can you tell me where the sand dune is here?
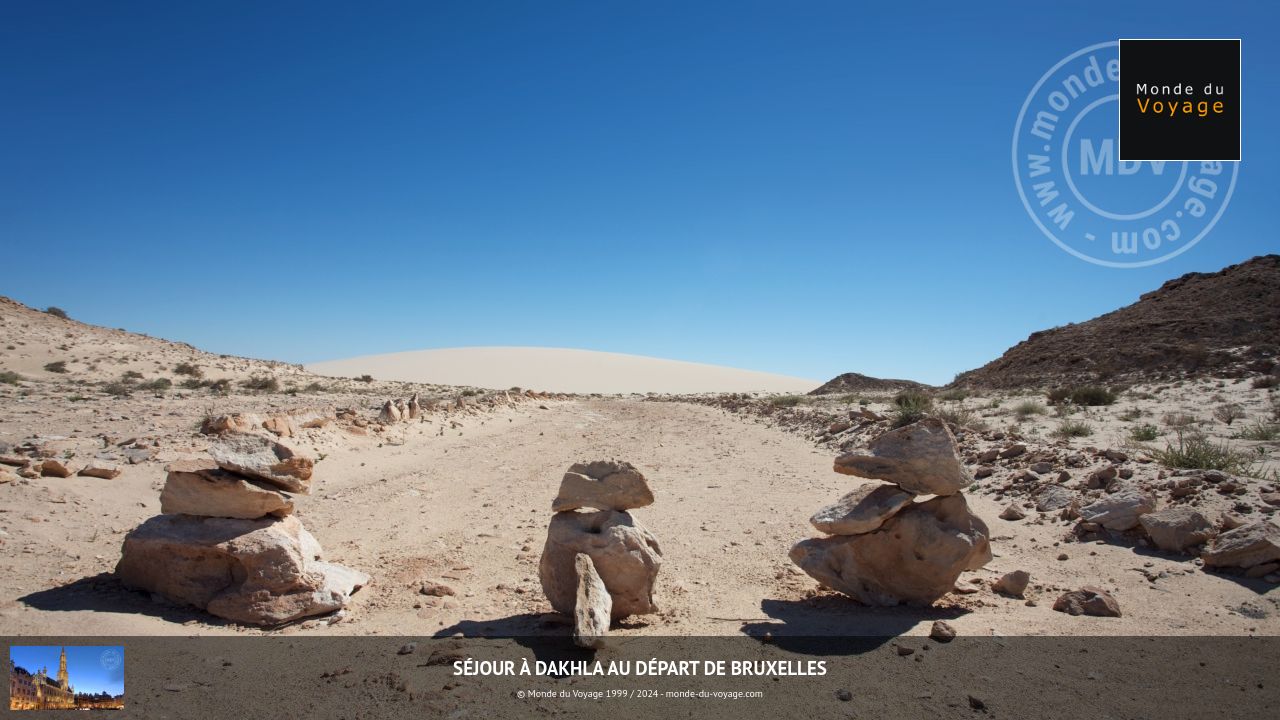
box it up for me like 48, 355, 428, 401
306, 347, 819, 394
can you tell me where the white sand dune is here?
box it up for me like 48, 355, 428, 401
306, 347, 820, 394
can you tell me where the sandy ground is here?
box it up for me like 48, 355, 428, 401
2, 398, 1275, 639
306, 347, 820, 394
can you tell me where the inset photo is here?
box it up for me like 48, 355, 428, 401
8, 646, 124, 711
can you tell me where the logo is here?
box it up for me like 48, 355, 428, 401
1012, 41, 1238, 268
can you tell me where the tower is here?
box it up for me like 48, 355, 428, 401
57, 647, 68, 690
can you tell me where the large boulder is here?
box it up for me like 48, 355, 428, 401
1078, 488, 1155, 531
539, 510, 662, 619
572, 553, 611, 649
789, 494, 992, 606
832, 418, 969, 496
1139, 507, 1215, 553
208, 433, 313, 494
159, 459, 294, 519
1202, 521, 1280, 570
809, 483, 913, 535
115, 514, 366, 625
552, 460, 654, 513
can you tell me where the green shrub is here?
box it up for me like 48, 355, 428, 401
769, 395, 805, 408
44, 360, 68, 374
44, 306, 68, 319
1212, 403, 1246, 426
937, 404, 987, 431
892, 390, 933, 427
241, 375, 279, 392
303, 381, 327, 393
1046, 387, 1071, 405
1163, 412, 1197, 429
1118, 407, 1144, 421
0, 370, 21, 385
102, 381, 131, 397
174, 362, 203, 378
1149, 431, 1257, 474
141, 377, 172, 392
936, 388, 970, 402
1129, 423, 1160, 442
1013, 400, 1047, 419
1252, 375, 1279, 390
1236, 420, 1280, 442
1052, 419, 1094, 438
1070, 386, 1116, 406
122, 370, 144, 380
358, 374, 374, 383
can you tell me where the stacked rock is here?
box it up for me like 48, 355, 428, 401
790, 417, 992, 606
538, 460, 662, 648
115, 432, 369, 626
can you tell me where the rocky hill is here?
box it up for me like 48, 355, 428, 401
808, 372, 929, 396
952, 254, 1280, 389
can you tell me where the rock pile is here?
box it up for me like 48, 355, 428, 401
538, 460, 662, 648
380, 394, 424, 424
116, 432, 368, 626
790, 418, 992, 606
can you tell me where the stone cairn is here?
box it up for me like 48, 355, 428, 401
379, 393, 423, 424
790, 417, 992, 606
115, 432, 369, 626
538, 460, 662, 648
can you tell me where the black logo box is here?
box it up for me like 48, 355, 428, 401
1119, 38, 1241, 161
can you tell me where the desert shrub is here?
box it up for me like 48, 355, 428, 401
102, 381, 131, 397
1149, 431, 1257, 474
304, 381, 327, 393
1070, 386, 1116, 406
1129, 423, 1160, 442
1251, 375, 1279, 390
937, 404, 987, 431
1013, 400, 1046, 419
44, 306, 68, 319
141, 377, 172, 392
358, 374, 374, 383
1118, 407, 1144, 421
208, 378, 232, 394
0, 370, 21, 385
1236, 420, 1280, 442
180, 378, 205, 389
1046, 387, 1072, 405
769, 395, 805, 408
174, 362, 203, 378
986, 398, 1002, 409
122, 370, 144, 380
461, 389, 480, 397
1212, 403, 1246, 426
241, 375, 279, 392
936, 388, 970, 402
892, 389, 933, 427
44, 360, 68, 373
1052, 419, 1093, 438
1163, 412, 1197, 429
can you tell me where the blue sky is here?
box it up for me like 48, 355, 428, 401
1, 1, 1275, 384
9, 646, 125, 695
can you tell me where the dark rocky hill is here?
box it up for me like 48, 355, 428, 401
951, 254, 1280, 389
809, 372, 929, 396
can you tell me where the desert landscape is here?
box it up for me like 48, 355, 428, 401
1, 255, 1277, 644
